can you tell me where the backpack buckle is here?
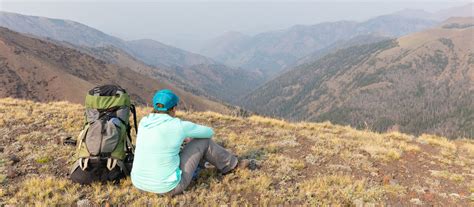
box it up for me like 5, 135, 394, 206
79, 158, 89, 171
106, 158, 118, 171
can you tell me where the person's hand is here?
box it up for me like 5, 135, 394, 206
184, 137, 193, 143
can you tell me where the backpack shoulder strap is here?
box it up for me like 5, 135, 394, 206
130, 104, 138, 135
76, 124, 90, 152
125, 104, 137, 154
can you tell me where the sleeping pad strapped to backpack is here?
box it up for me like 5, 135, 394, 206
69, 85, 137, 184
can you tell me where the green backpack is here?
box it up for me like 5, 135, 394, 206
70, 85, 137, 175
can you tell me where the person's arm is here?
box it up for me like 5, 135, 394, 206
181, 121, 214, 138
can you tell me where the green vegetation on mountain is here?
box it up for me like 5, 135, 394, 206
294, 34, 390, 67
243, 18, 474, 139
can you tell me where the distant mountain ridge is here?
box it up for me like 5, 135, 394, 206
0, 27, 230, 113
125, 39, 215, 69
0, 11, 125, 47
0, 11, 263, 103
243, 17, 474, 138
201, 15, 438, 78
394, 3, 473, 21
62, 44, 210, 98
199, 31, 250, 62
0, 11, 210, 68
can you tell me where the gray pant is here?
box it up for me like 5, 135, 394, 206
168, 138, 238, 196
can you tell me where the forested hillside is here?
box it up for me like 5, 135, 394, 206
243, 18, 474, 138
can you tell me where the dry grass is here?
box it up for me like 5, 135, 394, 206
305, 124, 420, 162
1, 98, 473, 206
470, 180, 474, 193
460, 140, 474, 158
429, 170, 465, 182
297, 175, 406, 206
7, 176, 80, 205
418, 134, 457, 151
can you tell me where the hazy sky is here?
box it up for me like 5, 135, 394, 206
0, 0, 471, 51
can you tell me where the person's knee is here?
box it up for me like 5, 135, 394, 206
190, 138, 209, 144
187, 138, 210, 150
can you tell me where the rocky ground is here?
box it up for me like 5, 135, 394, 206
0, 98, 473, 206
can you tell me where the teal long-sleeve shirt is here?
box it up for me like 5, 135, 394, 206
131, 113, 214, 193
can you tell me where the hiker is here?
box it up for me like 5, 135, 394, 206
131, 89, 250, 196
69, 85, 136, 184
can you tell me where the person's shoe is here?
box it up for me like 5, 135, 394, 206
237, 159, 251, 169
223, 158, 256, 175
237, 159, 258, 170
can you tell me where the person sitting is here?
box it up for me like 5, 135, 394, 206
131, 89, 249, 196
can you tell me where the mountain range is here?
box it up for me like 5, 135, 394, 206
200, 3, 473, 79
0, 11, 262, 103
0, 11, 209, 68
200, 15, 438, 78
0, 27, 230, 113
242, 17, 474, 138
394, 3, 474, 21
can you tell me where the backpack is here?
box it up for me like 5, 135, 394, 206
70, 85, 137, 176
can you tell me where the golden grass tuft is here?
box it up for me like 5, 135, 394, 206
470, 180, 474, 193
248, 115, 293, 129
298, 175, 384, 205
350, 130, 419, 161
418, 134, 456, 151
383, 131, 415, 142
382, 184, 407, 195
8, 176, 80, 205
460, 141, 474, 158
429, 170, 465, 182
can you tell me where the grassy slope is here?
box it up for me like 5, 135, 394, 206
1, 98, 473, 206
